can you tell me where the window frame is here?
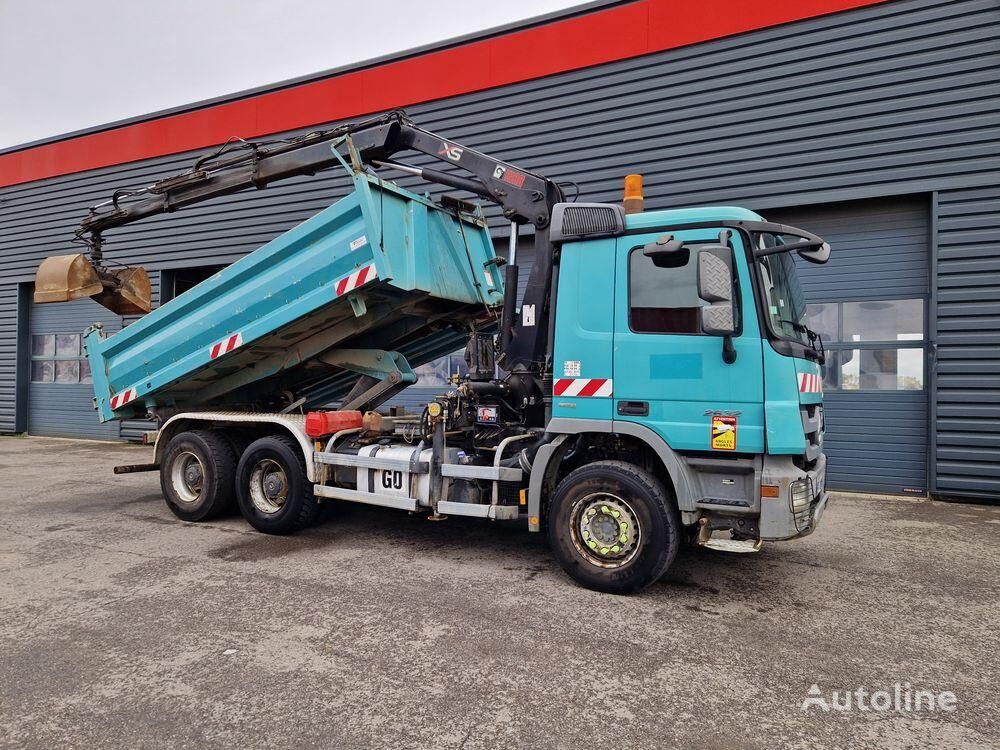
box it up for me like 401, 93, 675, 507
30, 332, 92, 385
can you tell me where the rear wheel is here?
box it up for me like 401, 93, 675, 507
219, 428, 256, 513
235, 435, 317, 534
221, 428, 255, 460
547, 460, 680, 594
160, 430, 237, 522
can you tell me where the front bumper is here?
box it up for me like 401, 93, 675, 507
759, 453, 829, 540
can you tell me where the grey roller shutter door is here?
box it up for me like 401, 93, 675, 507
766, 198, 930, 495
28, 295, 122, 440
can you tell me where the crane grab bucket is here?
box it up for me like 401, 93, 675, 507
34, 254, 152, 315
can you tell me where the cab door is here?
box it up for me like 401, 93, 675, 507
612, 229, 765, 454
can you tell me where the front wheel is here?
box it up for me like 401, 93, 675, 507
547, 460, 680, 594
235, 435, 317, 535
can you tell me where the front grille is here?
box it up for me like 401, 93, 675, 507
800, 403, 823, 467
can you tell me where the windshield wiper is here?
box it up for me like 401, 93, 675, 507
777, 318, 826, 363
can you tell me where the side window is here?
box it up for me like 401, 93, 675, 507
628, 245, 707, 334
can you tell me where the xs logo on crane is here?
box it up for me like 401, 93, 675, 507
438, 143, 464, 161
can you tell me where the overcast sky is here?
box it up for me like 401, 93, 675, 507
0, 0, 581, 150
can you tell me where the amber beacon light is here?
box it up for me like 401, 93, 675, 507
623, 174, 645, 214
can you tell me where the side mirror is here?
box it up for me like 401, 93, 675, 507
697, 245, 737, 336
643, 234, 687, 268
797, 241, 831, 265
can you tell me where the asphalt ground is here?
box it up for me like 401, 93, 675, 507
1, 435, 997, 749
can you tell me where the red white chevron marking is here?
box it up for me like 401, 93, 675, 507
209, 332, 243, 360
554, 378, 613, 398
798, 372, 822, 393
109, 387, 138, 410
336, 263, 378, 297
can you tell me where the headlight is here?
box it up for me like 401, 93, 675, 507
790, 478, 812, 512
790, 478, 813, 532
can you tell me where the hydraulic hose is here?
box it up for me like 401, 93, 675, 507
499, 432, 558, 472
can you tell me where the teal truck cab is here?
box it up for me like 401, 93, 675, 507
37, 112, 830, 594
543, 202, 829, 590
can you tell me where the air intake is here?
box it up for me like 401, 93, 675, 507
550, 202, 626, 242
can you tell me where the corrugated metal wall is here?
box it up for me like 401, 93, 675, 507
933, 186, 1000, 498
770, 199, 929, 494
0, 0, 997, 495
0, 282, 20, 432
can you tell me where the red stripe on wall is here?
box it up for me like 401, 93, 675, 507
0, 0, 889, 189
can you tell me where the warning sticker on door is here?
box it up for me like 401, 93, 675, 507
711, 415, 737, 451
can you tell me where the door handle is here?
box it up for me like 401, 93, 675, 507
617, 401, 649, 416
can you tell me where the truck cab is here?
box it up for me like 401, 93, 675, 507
538, 204, 828, 584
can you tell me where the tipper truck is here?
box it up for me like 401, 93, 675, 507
34, 111, 830, 593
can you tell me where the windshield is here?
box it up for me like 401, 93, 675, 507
757, 249, 811, 347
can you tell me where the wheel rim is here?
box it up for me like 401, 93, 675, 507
569, 492, 641, 569
248, 458, 289, 515
170, 451, 205, 504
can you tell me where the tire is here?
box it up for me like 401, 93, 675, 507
547, 460, 680, 594
221, 428, 256, 460
218, 428, 255, 513
235, 435, 317, 535
160, 430, 237, 522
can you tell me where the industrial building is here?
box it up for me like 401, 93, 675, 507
1, 0, 997, 499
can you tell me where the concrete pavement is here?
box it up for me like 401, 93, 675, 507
0, 436, 997, 749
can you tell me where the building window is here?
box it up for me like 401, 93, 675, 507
806, 299, 925, 391
161, 264, 227, 304
628, 245, 708, 334
30, 333, 92, 384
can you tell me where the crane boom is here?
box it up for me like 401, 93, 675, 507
80, 111, 562, 234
